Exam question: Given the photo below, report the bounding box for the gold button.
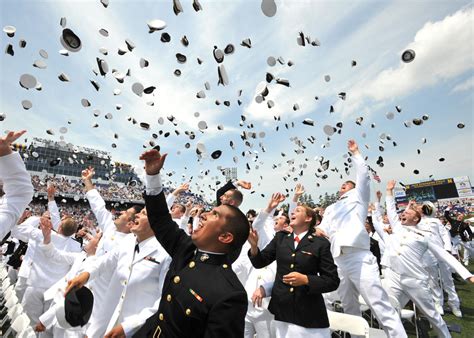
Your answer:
[290,264,294,268]
[290,287,294,292]
[159,313,164,321]
[185,308,191,316]
[166,294,172,302]
[223,264,228,269]
[173,276,181,284]
[291,253,296,257]
[189,261,196,268]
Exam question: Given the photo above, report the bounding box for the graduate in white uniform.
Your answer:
[81,166,143,334]
[34,220,102,337]
[66,207,171,337]
[316,140,406,338]
[417,201,463,316]
[14,183,77,302]
[233,193,284,338]
[380,181,474,338]
[11,212,81,334]
[0,130,34,240]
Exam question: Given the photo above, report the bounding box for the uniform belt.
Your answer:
[340,247,367,255]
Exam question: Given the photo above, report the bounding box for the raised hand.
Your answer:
[0,130,26,157]
[376,190,382,202]
[47,183,56,200]
[347,139,360,155]
[248,228,259,256]
[40,216,53,244]
[386,180,396,192]
[139,149,167,175]
[237,180,252,190]
[65,272,90,295]
[174,183,190,195]
[81,167,95,181]
[268,192,285,211]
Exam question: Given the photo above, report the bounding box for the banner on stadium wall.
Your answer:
[404,178,453,190]
[453,176,473,197]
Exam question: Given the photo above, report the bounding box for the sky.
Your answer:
[1,0,473,211]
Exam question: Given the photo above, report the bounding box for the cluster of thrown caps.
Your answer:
[3,16,469,172]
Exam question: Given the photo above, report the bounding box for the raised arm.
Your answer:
[167,183,189,210]
[348,139,370,203]
[38,216,78,265]
[248,229,278,269]
[10,216,42,242]
[47,183,61,231]
[385,180,402,231]
[140,149,192,258]
[82,167,114,232]
[427,241,473,281]
[0,130,34,239]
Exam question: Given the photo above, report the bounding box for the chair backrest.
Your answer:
[5,293,18,309]
[11,313,31,334]
[328,310,370,337]
[7,303,22,319]
[18,326,36,338]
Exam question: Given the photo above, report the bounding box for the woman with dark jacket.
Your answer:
[248,205,340,337]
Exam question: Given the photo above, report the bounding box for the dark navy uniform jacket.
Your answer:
[133,190,247,338]
[249,230,340,328]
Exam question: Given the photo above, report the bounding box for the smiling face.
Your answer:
[290,206,313,232]
[274,215,289,232]
[192,205,235,252]
[115,207,137,227]
[130,208,154,240]
[339,181,355,196]
[400,208,421,226]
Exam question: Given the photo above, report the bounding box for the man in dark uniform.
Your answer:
[133,148,249,338]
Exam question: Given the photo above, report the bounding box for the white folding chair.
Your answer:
[388,294,418,338]
[5,293,18,309]
[10,313,31,334]
[18,326,36,338]
[328,310,370,337]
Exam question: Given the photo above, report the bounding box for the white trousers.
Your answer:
[244,304,274,338]
[385,269,451,338]
[439,262,460,309]
[21,286,54,337]
[274,320,330,338]
[335,250,406,338]
[424,264,443,310]
[14,275,28,302]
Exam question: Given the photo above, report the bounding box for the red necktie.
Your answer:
[294,235,300,245]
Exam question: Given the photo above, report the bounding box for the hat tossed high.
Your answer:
[56,286,94,329]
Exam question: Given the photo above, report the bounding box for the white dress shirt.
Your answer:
[382,196,472,281]
[318,153,371,257]
[85,234,171,337]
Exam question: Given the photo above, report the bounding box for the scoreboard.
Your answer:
[396,176,472,203]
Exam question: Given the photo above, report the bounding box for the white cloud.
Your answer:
[340,6,474,117]
[451,77,474,93]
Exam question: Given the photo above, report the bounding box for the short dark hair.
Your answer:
[281,213,290,225]
[345,180,356,188]
[174,204,186,214]
[222,205,250,253]
[131,205,144,214]
[246,209,257,219]
[229,189,243,207]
